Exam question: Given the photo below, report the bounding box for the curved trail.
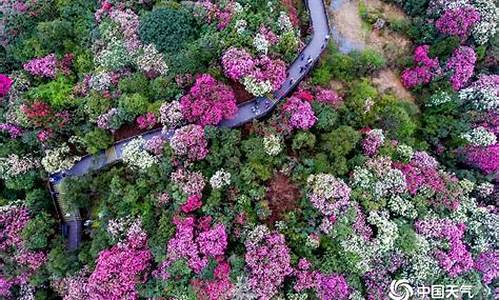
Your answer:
[49,0,332,250]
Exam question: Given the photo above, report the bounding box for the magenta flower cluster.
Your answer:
[315,87,343,107]
[362,129,385,156]
[435,7,480,40]
[446,46,476,91]
[244,226,293,300]
[135,112,157,130]
[474,251,499,285]
[199,1,235,30]
[464,144,499,174]
[0,205,47,298]
[222,47,287,90]
[155,216,228,278]
[0,74,13,97]
[294,258,350,300]
[415,219,473,277]
[170,124,208,161]
[86,222,152,300]
[23,53,57,78]
[282,96,317,130]
[401,45,441,89]
[180,74,238,126]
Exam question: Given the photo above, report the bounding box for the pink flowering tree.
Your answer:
[23,54,57,78]
[154,217,228,279]
[401,45,441,89]
[244,225,293,300]
[221,48,255,81]
[0,204,47,298]
[0,74,13,97]
[170,124,208,161]
[86,222,152,300]
[282,96,317,130]
[180,74,238,126]
[415,219,473,277]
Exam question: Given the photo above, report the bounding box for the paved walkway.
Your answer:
[49,0,331,250]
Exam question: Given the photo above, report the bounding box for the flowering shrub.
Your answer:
[459,74,499,111]
[435,7,480,40]
[87,221,152,300]
[159,101,184,129]
[23,54,57,78]
[245,225,292,300]
[362,129,385,156]
[41,144,80,174]
[446,46,476,91]
[0,74,13,97]
[180,74,238,126]
[307,173,351,216]
[170,124,208,161]
[401,45,441,89]
[221,48,287,96]
[122,137,158,171]
[282,97,317,130]
[135,112,157,130]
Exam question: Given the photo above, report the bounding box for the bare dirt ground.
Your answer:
[371,69,414,102]
[329,0,414,102]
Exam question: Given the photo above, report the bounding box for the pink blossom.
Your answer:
[221,48,255,81]
[180,74,238,126]
[0,123,22,139]
[282,96,317,130]
[135,112,157,130]
[401,45,441,89]
[0,74,13,97]
[464,144,499,174]
[315,88,343,107]
[170,124,208,161]
[181,194,203,213]
[475,251,499,285]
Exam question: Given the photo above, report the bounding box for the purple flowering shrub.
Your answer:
[180,74,238,126]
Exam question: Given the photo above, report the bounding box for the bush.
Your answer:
[429,36,461,60]
[320,126,361,176]
[118,73,149,95]
[27,76,76,109]
[83,128,114,154]
[118,93,150,122]
[21,212,55,250]
[139,8,198,54]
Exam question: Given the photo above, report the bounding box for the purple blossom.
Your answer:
[475,251,499,285]
[170,124,208,161]
[362,129,385,156]
[23,54,57,78]
[446,46,476,91]
[415,219,474,277]
[0,123,23,139]
[245,226,293,300]
[316,273,350,300]
[435,7,480,40]
[464,144,499,174]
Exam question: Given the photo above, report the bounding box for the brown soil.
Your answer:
[112,123,162,141]
[363,0,407,21]
[371,69,415,102]
[228,80,254,104]
[266,172,301,223]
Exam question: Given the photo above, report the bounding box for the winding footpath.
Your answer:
[49,0,332,250]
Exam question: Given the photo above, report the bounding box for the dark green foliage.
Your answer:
[22,213,55,250]
[312,102,339,131]
[139,8,198,54]
[375,96,418,142]
[149,76,181,100]
[292,131,316,151]
[83,128,114,154]
[118,73,149,95]
[204,127,242,171]
[47,242,76,278]
[117,93,150,122]
[429,36,461,60]
[320,126,361,176]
